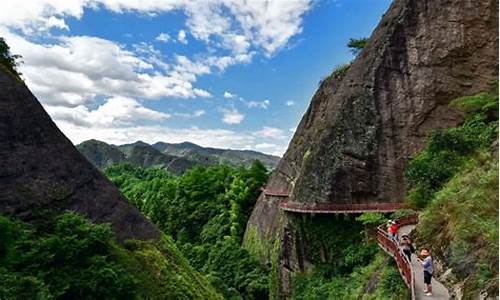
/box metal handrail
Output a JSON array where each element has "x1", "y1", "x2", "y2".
[{"x1": 376, "y1": 214, "x2": 418, "y2": 300}]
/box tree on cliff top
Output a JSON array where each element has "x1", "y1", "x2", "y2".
[
  {"x1": 0, "y1": 37, "x2": 22, "y2": 78},
  {"x1": 347, "y1": 37, "x2": 368, "y2": 56}
]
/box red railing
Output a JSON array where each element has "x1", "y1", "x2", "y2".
[
  {"x1": 376, "y1": 214, "x2": 418, "y2": 300},
  {"x1": 279, "y1": 201, "x2": 404, "y2": 213}
]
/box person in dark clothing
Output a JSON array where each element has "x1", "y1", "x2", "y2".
[{"x1": 400, "y1": 235, "x2": 415, "y2": 262}]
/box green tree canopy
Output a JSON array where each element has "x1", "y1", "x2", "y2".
[
  {"x1": 105, "y1": 162, "x2": 270, "y2": 299},
  {"x1": 347, "y1": 37, "x2": 368, "y2": 55},
  {"x1": 0, "y1": 37, "x2": 22, "y2": 77}
]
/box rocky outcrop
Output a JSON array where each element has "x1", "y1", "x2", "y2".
[
  {"x1": 244, "y1": 0, "x2": 498, "y2": 296},
  {"x1": 0, "y1": 68, "x2": 159, "y2": 241}
]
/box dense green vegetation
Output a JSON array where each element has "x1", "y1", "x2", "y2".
[
  {"x1": 105, "y1": 161, "x2": 270, "y2": 299},
  {"x1": 288, "y1": 215, "x2": 408, "y2": 299},
  {"x1": 408, "y1": 85, "x2": 499, "y2": 297},
  {"x1": 0, "y1": 212, "x2": 221, "y2": 299},
  {"x1": 292, "y1": 253, "x2": 408, "y2": 300},
  {"x1": 406, "y1": 84, "x2": 498, "y2": 208},
  {"x1": 0, "y1": 37, "x2": 22, "y2": 78}
]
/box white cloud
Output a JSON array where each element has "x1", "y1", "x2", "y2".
[
  {"x1": 177, "y1": 29, "x2": 188, "y2": 44},
  {"x1": 180, "y1": 0, "x2": 312, "y2": 56},
  {"x1": 0, "y1": 1, "x2": 84, "y2": 33},
  {"x1": 44, "y1": 16, "x2": 69, "y2": 31},
  {"x1": 0, "y1": 0, "x2": 312, "y2": 156},
  {"x1": 0, "y1": 0, "x2": 313, "y2": 57},
  {"x1": 247, "y1": 99, "x2": 270, "y2": 109},
  {"x1": 1, "y1": 30, "x2": 212, "y2": 107},
  {"x1": 173, "y1": 109, "x2": 206, "y2": 118},
  {"x1": 155, "y1": 32, "x2": 170, "y2": 43},
  {"x1": 223, "y1": 91, "x2": 235, "y2": 98},
  {"x1": 193, "y1": 109, "x2": 206, "y2": 117},
  {"x1": 286, "y1": 100, "x2": 295, "y2": 106},
  {"x1": 205, "y1": 52, "x2": 254, "y2": 71},
  {"x1": 46, "y1": 96, "x2": 170, "y2": 127},
  {"x1": 255, "y1": 142, "x2": 278, "y2": 150},
  {"x1": 222, "y1": 107, "x2": 244, "y2": 124},
  {"x1": 254, "y1": 126, "x2": 286, "y2": 139},
  {"x1": 226, "y1": 0, "x2": 313, "y2": 56},
  {"x1": 0, "y1": 0, "x2": 312, "y2": 109}
]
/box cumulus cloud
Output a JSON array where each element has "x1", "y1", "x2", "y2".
[
  {"x1": 223, "y1": 91, "x2": 236, "y2": 99},
  {"x1": 0, "y1": 1, "x2": 84, "y2": 33},
  {"x1": 193, "y1": 109, "x2": 206, "y2": 117},
  {"x1": 0, "y1": 0, "x2": 312, "y2": 57},
  {"x1": 0, "y1": 0, "x2": 311, "y2": 156},
  {"x1": 155, "y1": 32, "x2": 170, "y2": 43},
  {"x1": 255, "y1": 142, "x2": 279, "y2": 151},
  {"x1": 286, "y1": 100, "x2": 295, "y2": 106},
  {"x1": 0, "y1": 0, "x2": 312, "y2": 108},
  {"x1": 46, "y1": 96, "x2": 170, "y2": 127},
  {"x1": 177, "y1": 30, "x2": 188, "y2": 44},
  {"x1": 1, "y1": 30, "x2": 212, "y2": 107},
  {"x1": 226, "y1": 0, "x2": 313, "y2": 55},
  {"x1": 222, "y1": 107, "x2": 244, "y2": 124},
  {"x1": 247, "y1": 99, "x2": 270, "y2": 109},
  {"x1": 253, "y1": 126, "x2": 286, "y2": 139},
  {"x1": 173, "y1": 109, "x2": 206, "y2": 119}
]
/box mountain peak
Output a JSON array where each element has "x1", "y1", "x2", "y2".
[
  {"x1": 129, "y1": 140, "x2": 150, "y2": 147},
  {"x1": 78, "y1": 139, "x2": 281, "y2": 172},
  {"x1": 0, "y1": 68, "x2": 159, "y2": 241}
]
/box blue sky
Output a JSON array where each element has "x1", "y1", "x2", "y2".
[{"x1": 0, "y1": 0, "x2": 391, "y2": 155}]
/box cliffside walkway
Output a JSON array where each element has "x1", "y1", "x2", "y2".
[
  {"x1": 279, "y1": 201, "x2": 404, "y2": 214},
  {"x1": 267, "y1": 189, "x2": 450, "y2": 298},
  {"x1": 377, "y1": 215, "x2": 450, "y2": 300},
  {"x1": 262, "y1": 189, "x2": 404, "y2": 214}
]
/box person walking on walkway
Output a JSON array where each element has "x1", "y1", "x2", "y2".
[
  {"x1": 388, "y1": 220, "x2": 399, "y2": 242},
  {"x1": 420, "y1": 248, "x2": 433, "y2": 297},
  {"x1": 400, "y1": 235, "x2": 415, "y2": 262}
]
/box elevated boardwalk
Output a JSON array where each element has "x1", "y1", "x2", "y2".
[
  {"x1": 279, "y1": 201, "x2": 403, "y2": 214},
  {"x1": 377, "y1": 215, "x2": 450, "y2": 300},
  {"x1": 262, "y1": 189, "x2": 404, "y2": 214},
  {"x1": 265, "y1": 187, "x2": 449, "y2": 299}
]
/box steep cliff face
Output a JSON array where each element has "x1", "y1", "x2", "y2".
[
  {"x1": 0, "y1": 68, "x2": 159, "y2": 241},
  {"x1": 244, "y1": 0, "x2": 498, "y2": 296}
]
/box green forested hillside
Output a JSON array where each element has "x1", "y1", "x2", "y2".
[
  {"x1": 105, "y1": 161, "x2": 271, "y2": 299},
  {"x1": 0, "y1": 212, "x2": 221, "y2": 299},
  {"x1": 287, "y1": 215, "x2": 409, "y2": 300},
  {"x1": 77, "y1": 139, "x2": 280, "y2": 175},
  {"x1": 408, "y1": 85, "x2": 499, "y2": 298}
]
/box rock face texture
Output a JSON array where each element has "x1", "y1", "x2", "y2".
[
  {"x1": 0, "y1": 68, "x2": 159, "y2": 241},
  {"x1": 244, "y1": 0, "x2": 498, "y2": 296}
]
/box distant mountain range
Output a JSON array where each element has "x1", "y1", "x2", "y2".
[{"x1": 76, "y1": 139, "x2": 281, "y2": 174}]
